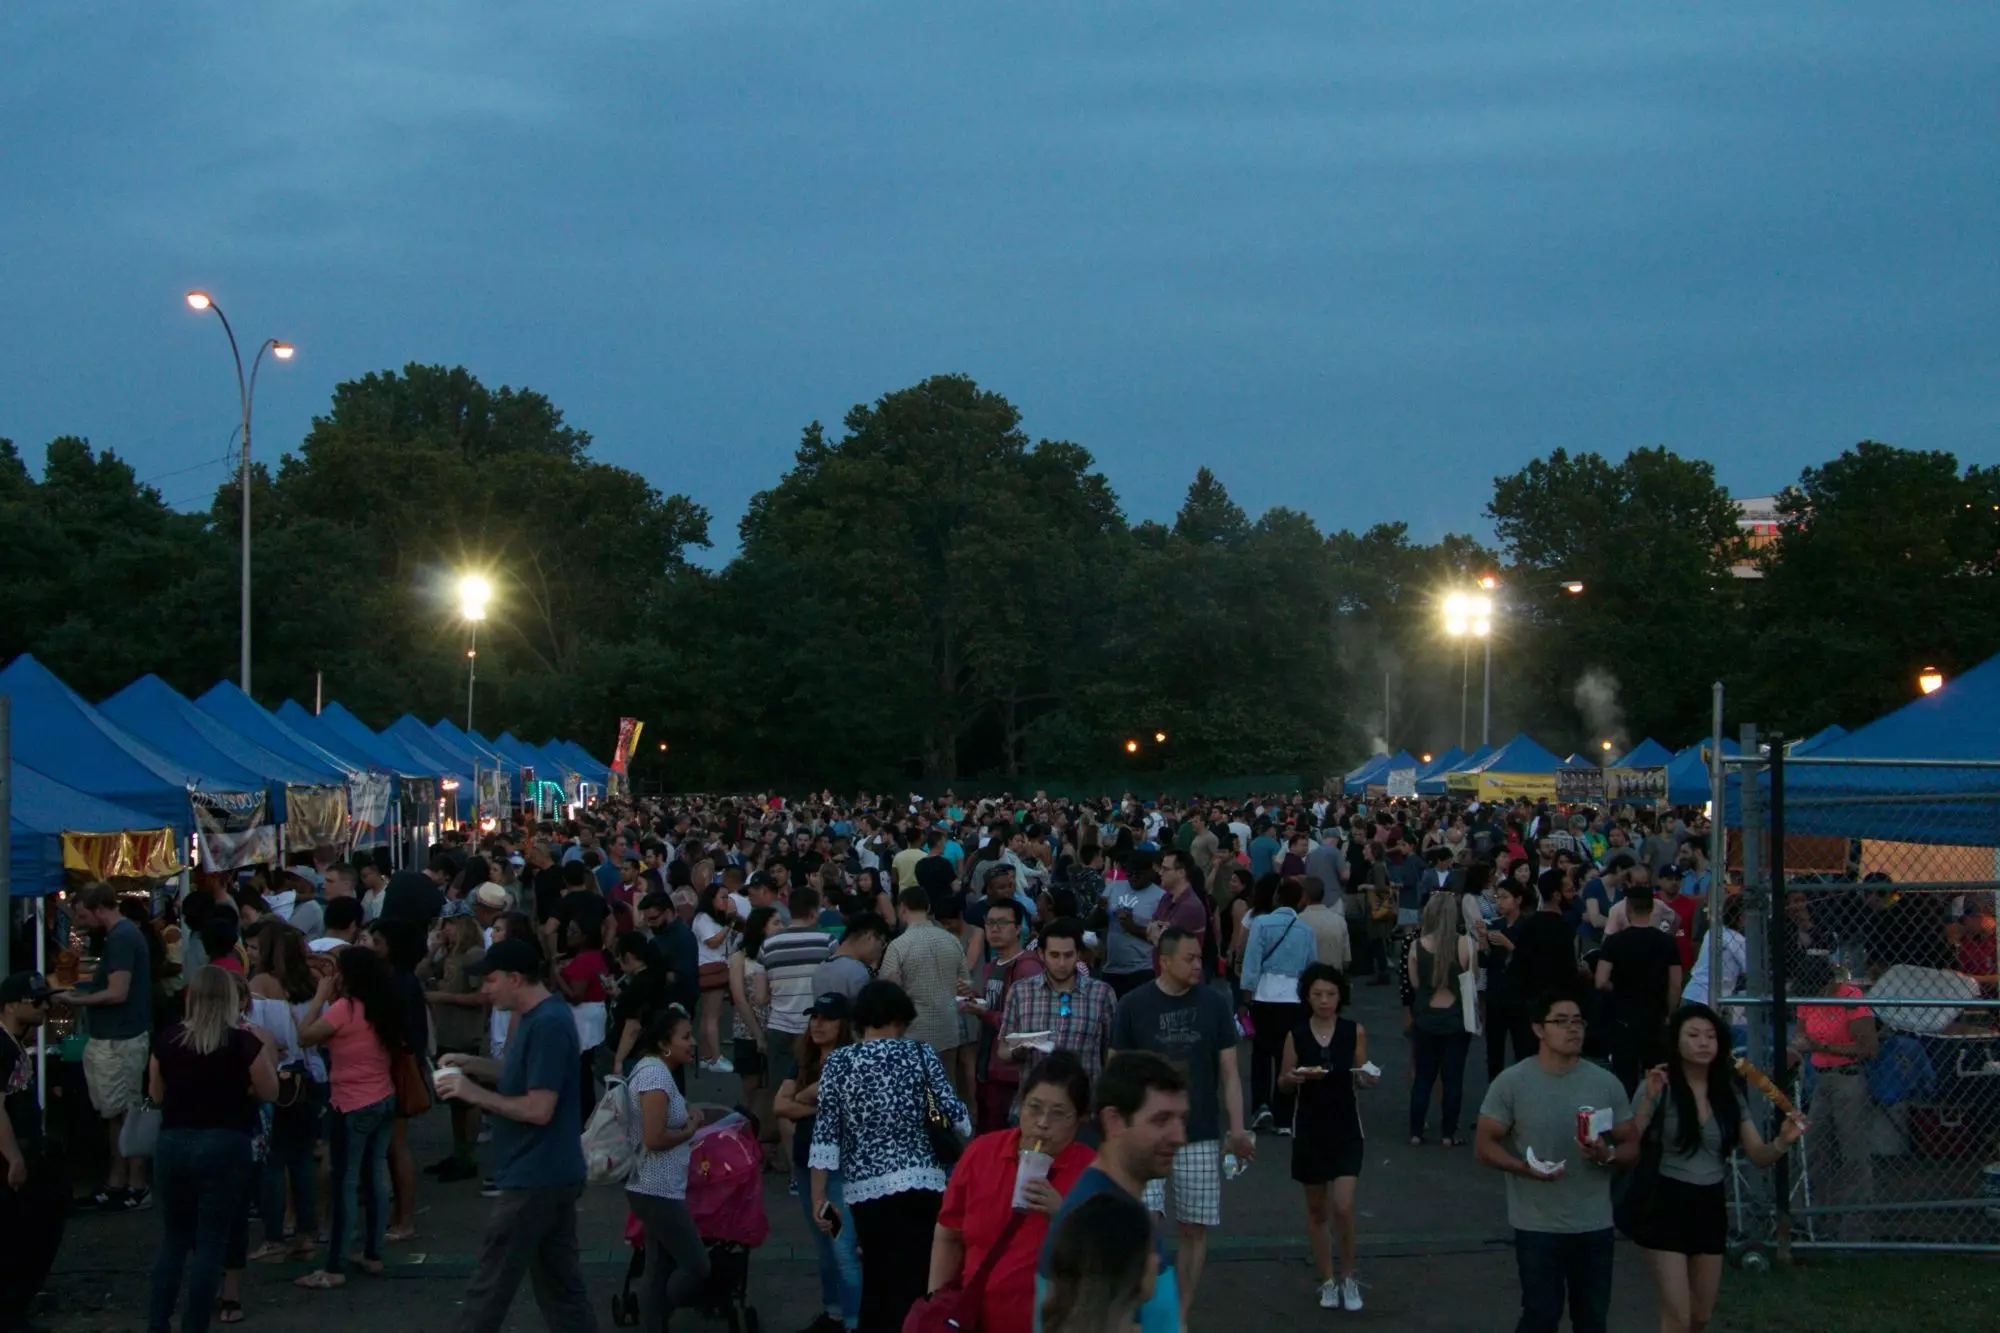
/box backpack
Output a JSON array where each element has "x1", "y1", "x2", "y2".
[{"x1": 581, "y1": 1068, "x2": 642, "y2": 1185}]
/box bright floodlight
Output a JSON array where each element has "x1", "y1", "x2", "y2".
[
  {"x1": 185, "y1": 291, "x2": 212, "y2": 310},
  {"x1": 272, "y1": 342, "x2": 295, "y2": 360},
  {"x1": 1919, "y1": 667, "x2": 1945, "y2": 695},
  {"x1": 1563, "y1": 581, "x2": 1585, "y2": 595},
  {"x1": 458, "y1": 573, "x2": 492, "y2": 620},
  {"x1": 1601, "y1": 739, "x2": 1615, "y2": 751},
  {"x1": 1444, "y1": 592, "x2": 1493, "y2": 637},
  {"x1": 1477, "y1": 574, "x2": 1499, "y2": 590}
]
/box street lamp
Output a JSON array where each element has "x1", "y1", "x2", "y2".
[
  {"x1": 458, "y1": 574, "x2": 491, "y2": 733},
  {"x1": 185, "y1": 290, "x2": 293, "y2": 694},
  {"x1": 1153, "y1": 731, "x2": 1167, "y2": 744},
  {"x1": 1442, "y1": 592, "x2": 1493, "y2": 749},
  {"x1": 1124, "y1": 739, "x2": 1139, "y2": 754},
  {"x1": 1918, "y1": 666, "x2": 1945, "y2": 695}
]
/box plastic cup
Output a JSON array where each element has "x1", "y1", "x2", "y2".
[
  {"x1": 434, "y1": 1067, "x2": 463, "y2": 1099},
  {"x1": 1013, "y1": 1147, "x2": 1054, "y2": 1206}
]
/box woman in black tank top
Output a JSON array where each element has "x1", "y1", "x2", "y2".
[{"x1": 1278, "y1": 964, "x2": 1379, "y2": 1312}]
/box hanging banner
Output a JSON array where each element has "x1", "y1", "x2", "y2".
[
  {"x1": 190, "y1": 789, "x2": 277, "y2": 870},
  {"x1": 400, "y1": 777, "x2": 438, "y2": 829},
  {"x1": 1606, "y1": 767, "x2": 1669, "y2": 805},
  {"x1": 348, "y1": 773, "x2": 393, "y2": 849},
  {"x1": 284, "y1": 784, "x2": 351, "y2": 851},
  {"x1": 62, "y1": 826, "x2": 184, "y2": 882},
  {"x1": 477, "y1": 766, "x2": 507, "y2": 813},
  {"x1": 1386, "y1": 768, "x2": 1418, "y2": 799},
  {"x1": 611, "y1": 718, "x2": 643, "y2": 775},
  {"x1": 1556, "y1": 767, "x2": 1606, "y2": 804}
]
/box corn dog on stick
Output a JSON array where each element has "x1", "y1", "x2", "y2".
[{"x1": 1734, "y1": 1056, "x2": 1798, "y2": 1117}]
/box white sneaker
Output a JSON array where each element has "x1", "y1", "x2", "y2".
[
  {"x1": 1317, "y1": 1279, "x2": 1340, "y2": 1309},
  {"x1": 701, "y1": 1056, "x2": 736, "y2": 1075},
  {"x1": 1253, "y1": 1105, "x2": 1274, "y2": 1130},
  {"x1": 1340, "y1": 1277, "x2": 1363, "y2": 1312}
]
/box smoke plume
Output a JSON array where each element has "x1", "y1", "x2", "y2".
[{"x1": 1572, "y1": 668, "x2": 1628, "y2": 755}]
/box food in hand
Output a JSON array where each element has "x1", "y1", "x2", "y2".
[{"x1": 1733, "y1": 1057, "x2": 1798, "y2": 1116}]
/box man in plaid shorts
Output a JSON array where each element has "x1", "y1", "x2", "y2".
[{"x1": 1110, "y1": 927, "x2": 1254, "y2": 1322}]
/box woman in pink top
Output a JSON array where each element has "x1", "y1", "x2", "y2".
[
  {"x1": 1790, "y1": 956, "x2": 1878, "y2": 1241},
  {"x1": 292, "y1": 947, "x2": 407, "y2": 1289}
]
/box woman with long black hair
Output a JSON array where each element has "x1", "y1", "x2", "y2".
[
  {"x1": 1628, "y1": 1003, "x2": 1806, "y2": 1333},
  {"x1": 367, "y1": 919, "x2": 432, "y2": 1242}
]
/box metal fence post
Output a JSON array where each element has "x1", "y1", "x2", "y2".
[{"x1": 1767, "y1": 734, "x2": 1790, "y2": 1262}]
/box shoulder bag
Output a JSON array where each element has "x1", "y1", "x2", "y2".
[
  {"x1": 1456, "y1": 934, "x2": 1484, "y2": 1036},
  {"x1": 1613, "y1": 1096, "x2": 1668, "y2": 1240},
  {"x1": 923, "y1": 1084, "x2": 966, "y2": 1167},
  {"x1": 903, "y1": 1208, "x2": 1028, "y2": 1333},
  {"x1": 392, "y1": 1047, "x2": 434, "y2": 1118}
]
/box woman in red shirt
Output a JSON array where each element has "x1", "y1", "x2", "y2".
[
  {"x1": 928, "y1": 1052, "x2": 1096, "y2": 1333},
  {"x1": 552, "y1": 918, "x2": 611, "y2": 1115}
]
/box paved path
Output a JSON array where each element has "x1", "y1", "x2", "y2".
[{"x1": 40, "y1": 979, "x2": 1662, "y2": 1330}]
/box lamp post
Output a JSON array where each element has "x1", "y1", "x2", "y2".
[
  {"x1": 458, "y1": 575, "x2": 492, "y2": 732},
  {"x1": 1918, "y1": 666, "x2": 1945, "y2": 695},
  {"x1": 185, "y1": 292, "x2": 292, "y2": 694},
  {"x1": 1442, "y1": 592, "x2": 1493, "y2": 749}
]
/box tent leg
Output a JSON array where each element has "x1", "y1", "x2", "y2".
[{"x1": 34, "y1": 896, "x2": 47, "y2": 1137}]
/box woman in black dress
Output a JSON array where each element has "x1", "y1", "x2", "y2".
[{"x1": 1279, "y1": 963, "x2": 1379, "y2": 1313}]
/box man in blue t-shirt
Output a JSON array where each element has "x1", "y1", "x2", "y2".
[
  {"x1": 1037, "y1": 1051, "x2": 1190, "y2": 1333},
  {"x1": 1247, "y1": 820, "x2": 1283, "y2": 878},
  {"x1": 441, "y1": 937, "x2": 595, "y2": 1333}
]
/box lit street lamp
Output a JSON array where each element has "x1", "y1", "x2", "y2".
[
  {"x1": 1124, "y1": 738, "x2": 1139, "y2": 754},
  {"x1": 1918, "y1": 666, "x2": 1945, "y2": 695},
  {"x1": 458, "y1": 574, "x2": 491, "y2": 733},
  {"x1": 1442, "y1": 592, "x2": 1492, "y2": 749},
  {"x1": 185, "y1": 291, "x2": 293, "y2": 693}
]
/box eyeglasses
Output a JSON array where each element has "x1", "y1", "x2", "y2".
[
  {"x1": 1019, "y1": 1100, "x2": 1077, "y2": 1126},
  {"x1": 1537, "y1": 1015, "x2": 1587, "y2": 1030}
]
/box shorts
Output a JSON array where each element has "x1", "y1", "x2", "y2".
[
  {"x1": 1627, "y1": 1175, "x2": 1727, "y2": 1255},
  {"x1": 84, "y1": 1033, "x2": 151, "y2": 1119},
  {"x1": 1142, "y1": 1139, "x2": 1222, "y2": 1227},
  {"x1": 732, "y1": 1038, "x2": 767, "y2": 1079}
]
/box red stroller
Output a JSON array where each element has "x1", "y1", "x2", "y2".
[{"x1": 612, "y1": 1110, "x2": 770, "y2": 1333}]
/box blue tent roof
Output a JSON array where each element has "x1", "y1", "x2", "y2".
[
  {"x1": 1789, "y1": 724, "x2": 1849, "y2": 757},
  {"x1": 1418, "y1": 744, "x2": 1492, "y2": 794},
  {"x1": 100, "y1": 675, "x2": 340, "y2": 823},
  {"x1": 1666, "y1": 738, "x2": 1739, "y2": 805},
  {"x1": 492, "y1": 729, "x2": 553, "y2": 774},
  {"x1": 1561, "y1": 753, "x2": 1594, "y2": 768},
  {"x1": 432, "y1": 719, "x2": 510, "y2": 770},
  {"x1": 1456, "y1": 733, "x2": 1564, "y2": 778},
  {"x1": 547, "y1": 738, "x2": 609, "y2": 782},
  {"x1": 10, "y1": 761, "x2": 173, "y2": 897},
  {"x1": 1414, "y1": 748, "x2": 1466, "y2": 781},
  {"x1": 1749, "y1": 653, "x2": 2000, "y2": 844},
  {"x1": 0, "y1": 654, "x2": 250, "y2": 834},
  {"x1": 275, "y1": 700, "x2": 424, "y2": 777},
  {"x1": 1611, "y1": 738, "x2": 1674, "y2": 769},
  {"x1": 195, "y1": 682, "x2": 359, "y2": 779},
  {"x1": 380, "y1": 715, "x2": 480, "y2": 814},
  {"x1": 1343, "y1": 750, "x2": 1419, "y2": 795}
]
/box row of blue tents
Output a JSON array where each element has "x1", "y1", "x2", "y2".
[{"x1": 5, "y1": 653, "x2": 610, "y2": 897}]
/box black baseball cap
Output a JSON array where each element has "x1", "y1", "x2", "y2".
[
  {"x1": 0, "y1": 971, "x2": 54, "y2": 1006},
  {"x1": 466, "y1": 937, "x2": 545, "y2": 978},
  {"x1": 806, "y1": 991, "x2": 852, "y2": 1020}
]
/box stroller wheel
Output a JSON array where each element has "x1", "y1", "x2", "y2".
[
  {"x1": 612, "y1": 1291, "x2": 639, "y2": 1326},
  {"x1": 742, "y1": 1307, "x2": 760, "y2": 1333}
]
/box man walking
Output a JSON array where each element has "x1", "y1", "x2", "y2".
[
  {"x1": 439, "y1": 937, "x2": 595, "y2": 1333},
  {"x1": 1037, "y1": 1052, "x2": 1191, "y2": 1333},
  {"x1": 52, "y1": 883, "x2": 151, "y2": 1210},
  {"x1": 999, "y1": 918, "x2": 1116, "y2": 1079},
  {"x1": 1111, "y1": 928, "x2": 1253, "y2": 1322},
  {"x1": 1594, "y1": 883, "x2": 1683, "y2": 1093},
  {"x1": 1474, "y1": 991, "x2": 1635, "y2": 1333}
]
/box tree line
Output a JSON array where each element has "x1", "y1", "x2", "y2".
[{"x1": 5, "y1": 368, "x2": 1996, "y2": 790}]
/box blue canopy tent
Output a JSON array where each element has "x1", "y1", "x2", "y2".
[
  {"x1": 491, "y1": 730, "x2": 551, "y2": 775},
  {"x1": 1339, "y1": 753, "x2": 1388, "y2": 794},
  {"x1": 1611, "y1": 738, "x2": 1675, "y2": 770},
  {"x1": 1447, "y1": 734, "x2": 1565, "y2": 800},
  {"x1": 1733, "y1": 653, "x2": 2000, "y2": 845},
  {"x1": 196, "y1": 682, "x2": 360, "y2": 779},
  {"x1": 552, "y1": 739, "x2": 610, "y2": 783},
  {"x1": 100, "y1": 675, "x2": 343, "y2": 828},
  {"x1": 0, "y1": 654, "x2": 256, "y2": 838},
  {"x1": 374, "y1": 714, "x2": 478, "y2": 818},
  {"x1": 1344, "y1": 750, "x2": 1419, "y2": 795},
  {"x1": 433, "y1": 719, "x2": 511, "y2": 772},
  {"x1": 276, "y1": 700, "x2": 424, "y2": 778},
  {"x1": 1418, "y1": 744, "x2": 1492, "y2": 795},
  {"x1": 1789, "y1": 724, "x2": 1849, "y2": 757},
  {"x1": 1561, "y1": 753, "x2": 1593, "y2": 768},
  {"x1": 10, "y1": 762, "x2": 179, "y2": 897},
  {"x1": 1666, "y1": 738, "x2": 1739, "y2": 805},
  {"x1": 1411, "y1": 747, "x2": 1466, "y2": 793}
]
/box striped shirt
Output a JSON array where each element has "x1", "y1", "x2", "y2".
[{"x1": 761, "y1": 926, "x2": 835, "y2": 1035}]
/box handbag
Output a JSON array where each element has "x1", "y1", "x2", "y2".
[
  {"x1": 903, "y1": 1208, "x2": 1028, "y2": 1333},
  {"x1": 1613, "y1": 1099, "x2": 1668, "y2": 1240},
  {"x1": 392, "y1": 1049, "x2": 434, "y2": 1118},
  {"x1": 118, "y1": 1097, "x2": 163, "y2": 1159},
  {"x1": 1457, "y1": 968, "x2": 1484, "y2": 1036},
  {"x1": 922, "y1": 1086, "x2": 965, "y2": 1167},
  {"x1": 698, "y1": 961, "x2": 730, "y2": 992}
]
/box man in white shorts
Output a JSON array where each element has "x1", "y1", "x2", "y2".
[
  {"x1": 54, "y1": 883, "x2": 153, "y2": 1210},
  {"x1": 1109, "y1": 928, "x2": 1254, "y2": 1322}
]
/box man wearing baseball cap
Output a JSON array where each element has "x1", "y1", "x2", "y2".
[
  {"x1": 438, "y1": 938, "x2": 593, "y2": 1333},
  {"x1": 1, "y1": 971, "x2": 65, "y2": 1333}
]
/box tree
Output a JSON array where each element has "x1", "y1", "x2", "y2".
[
  {"x1": 1487, "y1": 447, "x2": 1745, "y2": 748},
  {"x1": 1747, "y1": 442, "x2": 2000, "y2": 732}
]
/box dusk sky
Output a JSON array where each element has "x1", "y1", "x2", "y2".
[{"x1": 7, "y1": 3, "x2": 1997, "y2": 561}]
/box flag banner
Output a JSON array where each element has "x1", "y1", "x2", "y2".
[
  {"x1": 611, "y1": 717, "x2": 644, "y2": 775},
  {"x1": 347, "y1": 773, "x2": 392, "y2": 849},
  {"x1": 191, "y1": 788, "x2": 277, "y2": 870},
  {"x1": 284, "y1": 784, "x2": 351, "y2": 851}
]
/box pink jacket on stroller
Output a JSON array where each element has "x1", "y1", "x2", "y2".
[{"x1": 624, "y1": 1111, "x2": 769, "y2": 1249}]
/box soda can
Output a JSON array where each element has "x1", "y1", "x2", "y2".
[{"x1": 1576, "y1": 1107, "x2": 1595, "y2": 1145}]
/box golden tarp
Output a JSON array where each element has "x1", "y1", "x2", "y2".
[
  {"x1": 284, "y1": 784, "x2": 351, "y2": 851},
  {"x1": 62, "y1": 827, "x2": 184, "y2": 880}
]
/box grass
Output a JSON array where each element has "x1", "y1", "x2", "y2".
[{"x1": 1712, "y1": 1255, "x2": 2000, "y2": 1333}]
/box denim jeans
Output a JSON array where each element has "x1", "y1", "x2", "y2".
[
  {"x1": 148, "y1": 1127, "x2": 253, "y2": 1333},
  {"x1": 261, "y1": 1085, "x2": 323, "y2": 1245},
  {"x1": 1407, "y1": 1027, "x2": 1472, "y2": 1139},
  {"x1": 326, "y1": 1095, "x2": 395, "y2": 1275},
  {"x1": 798, "y1": 1170, "x2": 862, "y2": 1328},
  {"x1": 1512, "y1": 1228, "x2": 1614, "y2": 1333}
]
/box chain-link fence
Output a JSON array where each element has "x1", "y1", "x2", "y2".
[{"x1": 1726, "y1": 739, "x2": 2000, "y2": 1257}]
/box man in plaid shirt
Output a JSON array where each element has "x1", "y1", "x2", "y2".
[{"x1": 998, "y1": 919, "x2": 1115, "y2": 1078}]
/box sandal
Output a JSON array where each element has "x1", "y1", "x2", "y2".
[
  {"x1": 1408, "y1": 1136, "x2": 1423, "y2": 1146},
  {"x1": 248, "y1": 1242, "x2": 290, "y2": 1263},
  {"x1": 384, "y1": 1225, "x2": 418, "y2": 1243},
  {"x1": 289, "y1": 1238, "x2": 320, "y2": 1261},
  {"x1": 216, "y1": 1299, "x2": 245, "y2": 1324},
  {"x1": 352, "y1": 1257, "x2": 385, "y2": 1276},
  {"x1": 294, "y1": 1270, "x2": 346, "y2": 1291}
]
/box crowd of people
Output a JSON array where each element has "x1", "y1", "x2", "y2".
[{"x1": 18, "y1": 780, "x2": 1991, "y2": 1333}]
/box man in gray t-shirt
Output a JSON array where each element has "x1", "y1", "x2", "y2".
[
  {"x1": 1475, "y1": 992, "x2": 1634, "y2": 1333},
  {"x1": 810, "y1": 914, "x2": 886, "y2": 1002},
  {"x1": 1100, "y1": 877, "x2": 1164, "y2": 995}
]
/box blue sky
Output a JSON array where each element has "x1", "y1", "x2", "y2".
[{"x1": 6, "y1": 2, "x2": 1996, "y2": 561}]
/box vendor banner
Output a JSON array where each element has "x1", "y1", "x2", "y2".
[
  {"x1": 190, "y1": 788, "x2": 277, "y2": 870},
  {"x1": 476, "y1": 765, "x2": 508, "y2": 812},
  {"x1": 1386, "y1": 767, "x2": 1418, "y2": 799},
  {"x1": 1557, "y1": 766, "x2": 1605, "y2": 804},
  {"x1": 399, "y1": 777, "x2": 438, "y2": 830},
  {"x1": 284, "y1": 784, "x2": 351, "y2": 851},
  {"x1": 347, "y1": 773, "x2": 392, "y2": 849},
  {"x1": 1606, "y1": 767, "x2": 1669, "y2": 805},
  {"x1": 610, "y1": 717, "x2": 643, "y2": 775},
  {"x1": 62, "y1": 826, "x2": 183, "y2": 882}
]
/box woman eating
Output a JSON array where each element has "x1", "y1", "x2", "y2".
[
  {"x1": 1278, "y1": 963, "x2": 1376, "y2": 1311},
  {"x1": 928, "y1": 1052, "x2": 1096, "y2": 1333}
]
